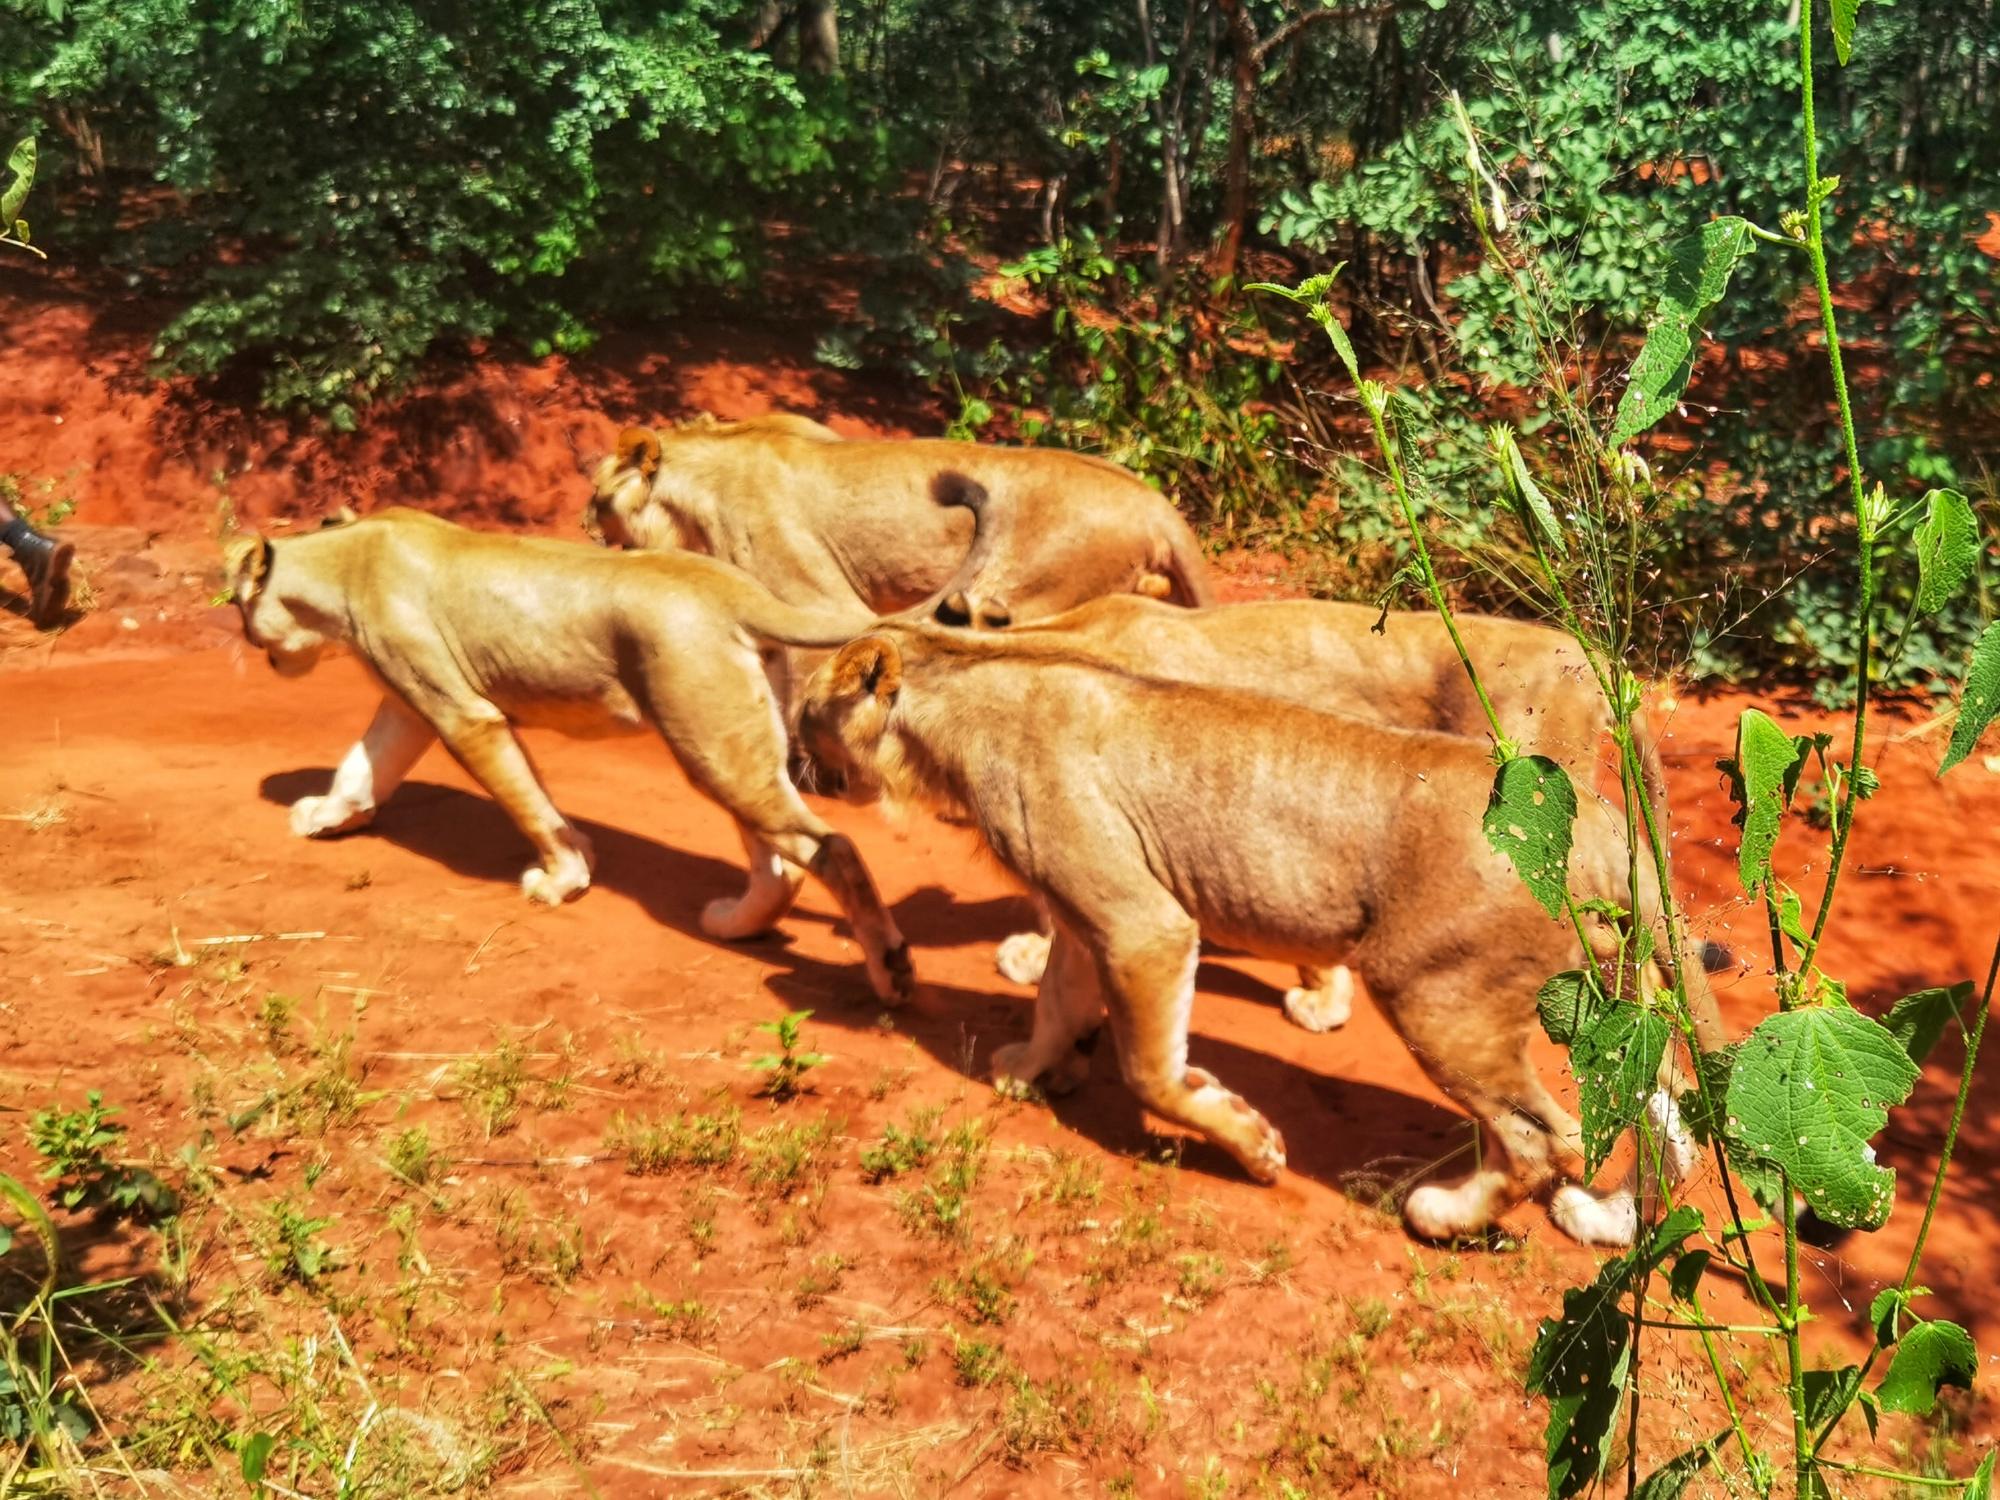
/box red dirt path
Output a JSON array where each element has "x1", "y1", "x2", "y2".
[{"x1": 1, "y1": 293, "x2": 1997, "y2": 1494}]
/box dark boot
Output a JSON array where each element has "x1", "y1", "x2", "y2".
[{"x1": 1, "y1": 516, "x2": 74, "y2": 627}]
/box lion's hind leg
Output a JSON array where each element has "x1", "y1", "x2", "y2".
[{"x1": 1283, "y1": 964, "x2": 1355, "y2": 1033}]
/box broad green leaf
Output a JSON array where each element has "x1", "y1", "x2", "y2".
[
  {"x1": 1915, "y1": 489, "x2": 1978, "y2": 616},
  {"x1": 1572, "y1": 1003, "x2": 1670, "y2": 1175},
  {"x1": 0, "y1": 137, "x2": 32, "y2": 229},
  {"x1": 1491, "y1": 425, "x2": 1569, "y2": 557},
  {"x1": 1726, "y1": 1007, "x2": 1919, "y2": 1229},
  {"x1": 1967, "y1": 1450, "x2": 1996, "y2": 1499},
  {"x1": 1869, "y1": 1284, "x2": 1927, "y2": 1347},
  {"x1": 1536, "y1": 968, "x2": 1599, "y2": 1046},
  {"x1": 1666, "y1": 1248, "x2": 1710, "y2": 1304},
  {"x1": 1729, "y1": 709, "x2": 1814, "y2": 892},
  {"x1": 1611, "y1": 217, "x2": 1755, "y2": 445},
  {"x1": 240, "y1": 1430, "x2": 277, "y2": 1485},
  {"x1": 1882, "y1": 983, "x2": 1971, "y2": 1068},
  {"x1": 1632, "y1": 1431, "x2": 1729, "y2": 1500},
  {"x1": 1940, "y1": 620, "x2": 2000, "y2": 775},
  {"x1": 1483, "y1": 755, "x2": 1576, "y2": 919},
  {"x1": 1829, "y1": 0, "x2": 1859, "y2": 64},
  {"x1": 1528, "y1": 1207, "x2": 1702, "y2": 1499},
  {"x1": 1803, "y1": 1364, "x2": 1864, "y2": 1436},
  {"x1": 1876, "y1": 1319, "x2": 1976, "y2": 1414}
]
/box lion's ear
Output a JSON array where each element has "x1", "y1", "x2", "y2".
[
  {"x1": 831, "y1": 637, "x2": 903, "y2": 704},
  {"x1": 220, "y1": 532, "x2": 272, "y2": 596},
  {"x1": 615, "y1": 426, "x2": 663, "y2": 480}
]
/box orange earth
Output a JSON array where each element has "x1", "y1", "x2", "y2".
[{"x1": 1, "y1": 279, "x2": 1995, "y2": 1496}]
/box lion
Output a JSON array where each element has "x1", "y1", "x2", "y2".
[
  {"x1": 580, "y1": 415, "x2": 1214, "y2": 625},
  {"x1": 982, "y1": 593, "x2": 1674, "y2": 1035},
  {"x1": 795, "y1": 623, "x2": 1720, "y2": 1246},
  {"x1": 220, "y1": 507, "x2": 912, "y2": 1004}
]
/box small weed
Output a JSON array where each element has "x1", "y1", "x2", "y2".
[
  {"x1": 1348, "y1": 1296, "x2": 1392, "y2": 1340},
  {"x1": 683, "y1": 1185, "x2": 719, "y2": 1257},
  {"x1": 457, "y1": 1038, "x2": 566, "y2": 1139},
  {"x1": 951, "y1": 1334, "x2": 1007, "y2": 1388},
  {"x1": 28, "y1": 1091, "x2": 177, "y2": 1219},
  {"x1": 626, "y1": 1287, "x2": 715, "y2": 1342},
  {"x1": 745, "y1": 1115, "x2": 840, "y2": 1202},
  {"x1": 1173, "y1": 1252, "x2": 1227, "y2": 1309},
  {"x1": 258, "y1": 992, "x2": 299, "y2": 1052},
  {"x1": 819, "y1": 1321, "x2": 867, "y2": 1362},
  {"x1": 606, "y1": 1107, "x2": 742, "y2": 1173},
  {"x1": 896, "y1": 1118, "x2": 989, "y2": 1242},
  {"x1": 1029, "y1": 1149, "x2": 1103, "y2": 1231},
  {"x1": 859, "y1": 1103, "x2": 943, "y2": 1182},
  {"x1": 386, "y1": 1125, "x2": 442, "y2": 1189},
  {"x1": 748, "y1": 1008, "x2": 828, "y2": 1101},
  {"x1": 258, "y1": 1196, "x2": 336, "y2": 1284},
  {"x1": 794, "y1": 1252, "x2": 850, "y2": 1310}
]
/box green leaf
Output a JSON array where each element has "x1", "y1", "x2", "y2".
[
  {"x1": 1667, "y1": 1249, "x2": 1711, "y2": 1304},
  {"x1": 1876, "y1": 1319, "x2": 1977, "y2": 1414},
  {"x1": 1632, "y1": 1431, "x2": 1729, "y2": 1500},
  {"x1": 240, "y1": 1429, "x2": 277, "y2": 1485},
  {"x1": 1491, "y1": 426, "x2": 1568, "y2": 557},
  {"x1": 1914, "y1": 489, "x2": 1978, "y2": 617},
  {"x1": 1572, "y1": 1003, "x2": 1670, "y2": 1176},
  {"x1": 1728, "y1": 709, "x2": 1814, "y2": 892},
  {"x1": 1527, "y1": 1206, "x2": 1702, "y2": 1499},
  {"x1": 1483, "y1": 755, "x2": 1576, "y2": 920},
  {"x1": 1, "y1": 137, "x2": 33, "y2": 229},
  {"x1": 1882, "y1": 983, "x2": 1971, "y2": 1068},
  {"x1": 1870, "y1": 1285, "x2": 1926, "y2": 1347},
  {"x1": 1967, "y1": 1450, "x2": 1996, "y2": 1499},
  {"x1": 1940, "y1": 620, "x2": 2000, "y2": 775},
  {"x1": 1803, "y1": 1364, "x2": 1864, "y2": 1435},
  {"x1": 1536, "y1": 969, "x2": 1599, "y2": 1046},
  {"x1": 1611, "y1": 217, "x2": 1755, "y2": 446},
  {"x1": 1829, "y1": 0, "x2": 1859, "y2": 64},
  {"x1": 1725, "y1": 1007, "x2": 1919, "y2": 1229}
]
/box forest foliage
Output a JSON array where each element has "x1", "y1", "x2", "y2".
[{"x1": 2, "y1": 0, "x2": 1995, "y2": 681}]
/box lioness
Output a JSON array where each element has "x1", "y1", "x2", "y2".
[
  {"x1": 221, "y1": 507, "x2": 912, "y2": 1004},
  {"x1": 581, "y1": 415, "x2": 1214, "y2": 624},
  {"x1": 796, "y1": 624, "x2": 1720, "y2": 1245},
  {"x1": 984, "y1": 593, "x2": 1673, "y2": 1034}
]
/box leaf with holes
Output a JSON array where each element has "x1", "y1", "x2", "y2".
[
  {"x1": 1492, "y1": 425, "x2": 1568, "y2": 557},
  {"x1": 1725, "y1": 1007, "x2": 1918, "y2": 1229},
  {"x1": 1869, "y1": 1285, "x2": 1927, "y2": 1348},
  {"x1": 1537, "y1": 968, "x2": 1602, "y2": 1047},
  {"x1": 1483, "y1": 755, "x2": 1576, "y2": 919},
  {"x1": 1726, "y1": 709, "x2": 1815, "y2": 892},
  {"x1": 1572, "y1": 1003, "x2": 1670, "y2": 1176},
  {"x1": 1914, "y1": 489, "x2": 1978, "y2": 617},
  {"x1": 1611, "y1": 217, "x2": 1755, "y2": 445},
  {"x1": 1940, "y1": 620, "x2": 2000, "y2": 775},
  {"x1": 1528, "y1": 1206, "x2": 1701, "y2": 1499},
  {"x1": 1876, "y1": 1319, "x2": 1977, "y2": 1415},
  {"x1": 1882, "y1": 983, "x2": 1970, "y2": 1069}
]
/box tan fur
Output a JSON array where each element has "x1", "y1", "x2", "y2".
[
  {"x1": 580, "y1": 413, "x2": 1214, "y2": 623},
  {"x1": 222, "y1": 507, "x2": 912, "y2": 1004},
  {"x1": 797, "y1": 625, "x2": 1722, "y2": 1245},
  {"x1": 984, "y1": 594, "x2": 1674, "y2": 1026}
]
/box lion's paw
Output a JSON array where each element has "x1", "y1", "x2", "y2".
[
  {"x1": 1240, "y1": 1114, "x2": 1288, "y2": 1184},
  {"x1": 1550, "y1": 1184, "x2": 1638, "y2": 1249},
  {"x1": 995, "y1": 931, "x2": 1052, "y2": 986},
  {"x1": 989, "y1": 1042, "x2": 1042, "y2": 1100},
  {"x1": 1283, "y1": 967, "x2": 1354, "y2": 1033},
  {"x1": 701, "y1": 894, "x2": 769, "y2": 939},
  {"x1": 522, "y1": 862, "x2": 590, "y2": 907},
  {"x1": 289, "y1": 794, "x2": 372, "y2": 839}
]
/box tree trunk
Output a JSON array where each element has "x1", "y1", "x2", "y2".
[
  {"x1": 800, "y1": 0, "x2": 839, "y2": 75},
  {"x1": 1213, "y1": 0, "x2": 1261, "y2": 282}
]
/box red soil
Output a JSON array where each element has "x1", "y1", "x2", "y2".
[{"x1": 1, "y1": 287, "x2": 1996, "y2": 1494}]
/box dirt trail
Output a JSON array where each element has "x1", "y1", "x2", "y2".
[{"x1": 2, "y1": 624, "x2": 1997, "y2": 1491}]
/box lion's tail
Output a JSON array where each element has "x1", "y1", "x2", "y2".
[{"x1": 733, "y1": 591, "x2": 880, "y2": 650}]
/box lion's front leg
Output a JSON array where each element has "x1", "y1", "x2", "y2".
[
  {"x1": 290, "y1": 695, "x2": 437, "y2": 838},
  {"x1": 434, "y1": 710, "x2": 593, "y2": 905}
]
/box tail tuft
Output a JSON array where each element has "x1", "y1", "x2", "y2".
[{"x1": 1699, "y1": 939, "x2": 1735, "y2": 974}]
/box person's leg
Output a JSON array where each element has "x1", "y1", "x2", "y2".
[{"x1": 0, "y1": 498, "x2": 74, "y2": 628}]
